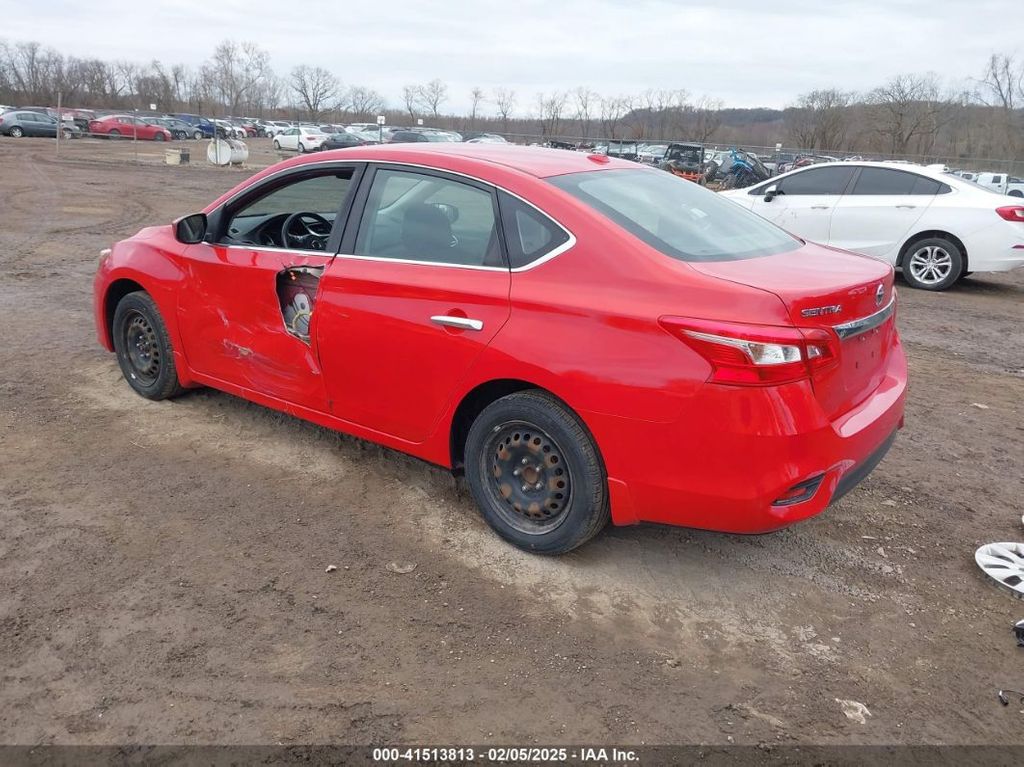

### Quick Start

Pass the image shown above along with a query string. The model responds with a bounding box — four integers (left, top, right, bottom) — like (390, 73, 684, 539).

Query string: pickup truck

(974, 172, 1024, 197)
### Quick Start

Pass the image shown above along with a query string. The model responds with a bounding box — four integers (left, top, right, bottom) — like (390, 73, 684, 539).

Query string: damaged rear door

(176, 163, 364, 411)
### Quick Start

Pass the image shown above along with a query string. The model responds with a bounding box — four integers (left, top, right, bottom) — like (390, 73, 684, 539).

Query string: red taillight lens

(659, 317, 840, 386)
(996, 206, 1024, 222)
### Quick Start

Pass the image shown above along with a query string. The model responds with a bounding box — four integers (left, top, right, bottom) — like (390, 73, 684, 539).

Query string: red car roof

(302, 143, 637, 179)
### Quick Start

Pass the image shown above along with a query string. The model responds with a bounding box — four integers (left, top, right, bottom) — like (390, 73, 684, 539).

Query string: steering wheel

(281, 212, 331, 251)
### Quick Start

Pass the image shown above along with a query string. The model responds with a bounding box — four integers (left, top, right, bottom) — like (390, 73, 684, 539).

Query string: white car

(973, 172, 1024, 198)
(272, 126, 327, 153)
(721, 161, 1024, 290)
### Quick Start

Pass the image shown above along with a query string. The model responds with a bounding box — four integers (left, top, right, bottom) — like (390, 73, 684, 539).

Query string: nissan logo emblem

(875, 283, 885, 306)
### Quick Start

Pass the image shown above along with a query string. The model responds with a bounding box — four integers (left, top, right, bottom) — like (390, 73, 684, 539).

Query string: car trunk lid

(689, 246, 896, 419)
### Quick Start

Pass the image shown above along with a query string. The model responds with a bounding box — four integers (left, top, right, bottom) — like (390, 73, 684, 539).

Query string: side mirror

(175, 213, 208, 244)
(763, 185, 779, 202)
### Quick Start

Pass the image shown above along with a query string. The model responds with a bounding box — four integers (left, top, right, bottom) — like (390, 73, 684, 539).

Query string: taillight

(996, 206, 1024, 222)
(659, 317, 840, 386)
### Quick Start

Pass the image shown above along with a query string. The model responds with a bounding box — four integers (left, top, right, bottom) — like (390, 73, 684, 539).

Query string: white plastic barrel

(207, 138, 249, 166)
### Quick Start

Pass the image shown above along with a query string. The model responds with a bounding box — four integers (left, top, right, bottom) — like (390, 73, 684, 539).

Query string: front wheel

(154, 132, 165, 142)
(273, 139, 281, 150)
(902, 237, 963, 290)
(193, 130, 203, 140)
(112, 291, 183, 400)
(298, 142, 306, 153)
(464, 391, 609, 554)
(61, 128, 73, 140)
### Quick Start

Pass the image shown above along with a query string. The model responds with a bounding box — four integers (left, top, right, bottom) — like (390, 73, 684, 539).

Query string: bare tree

(206, 39, 272, 115)
(417, 78, 448, 119)
(402, 84, 420, 120)
(980, 53, 1021, 110)
(346, 86, 386, 119)
(468, 86, 486, 128)
(690, 95, 723, 143)
(290, 65, 340, 120)
(785, 88, 852, 150)
(536, 91, 567, 136)
(868, 73, 949, 155)
(599, 95, 631, 139)
(573, 87, 597, 138)
(493, 87, 516, 133)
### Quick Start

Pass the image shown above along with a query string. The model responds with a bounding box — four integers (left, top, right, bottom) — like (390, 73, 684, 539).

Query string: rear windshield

(549, 168, 798, 262)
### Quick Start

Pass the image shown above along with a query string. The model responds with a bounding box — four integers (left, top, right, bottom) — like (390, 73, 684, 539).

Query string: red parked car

(88, 114, 172, 142)
(93, 145, 906, 554)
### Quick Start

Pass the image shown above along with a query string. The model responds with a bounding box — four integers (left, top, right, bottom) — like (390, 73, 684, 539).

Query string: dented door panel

(176, 243, 332, 411)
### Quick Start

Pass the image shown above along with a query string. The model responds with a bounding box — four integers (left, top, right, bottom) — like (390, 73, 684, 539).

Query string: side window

(354, 169, 501, 267)
(223, 171, 353, 251)
(991, 175, 1003, 184)
(850, 168, 917, 195)
(778, 166, 855, 195)
(909, 176, 942, 195)
(498, 191, 570, 268)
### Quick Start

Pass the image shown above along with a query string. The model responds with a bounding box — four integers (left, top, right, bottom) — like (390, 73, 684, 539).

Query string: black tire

(61, 128, 73, 140)
(298, 142, 306, 154)
(464, 390, 609, 554)
(1009, 190, 1023, 198)
(901, 236, 964, 291)
(273, 139, 281, 150)
(109, 129, 121, 139)
(112, 291, 183, 400)
(193, 130, 203, 140)
(9, 126, 23, 138)
(154, 131, 165, 142)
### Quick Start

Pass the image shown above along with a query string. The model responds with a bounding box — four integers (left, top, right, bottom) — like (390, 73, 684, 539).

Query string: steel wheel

(123, 311, 162, 386)
(907, 245, 953, 286)
(483, 420, 572, 535)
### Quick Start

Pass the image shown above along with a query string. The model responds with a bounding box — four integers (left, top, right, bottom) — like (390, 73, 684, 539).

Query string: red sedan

(88, 114, 172, 142)
(93, 144, 906, 554)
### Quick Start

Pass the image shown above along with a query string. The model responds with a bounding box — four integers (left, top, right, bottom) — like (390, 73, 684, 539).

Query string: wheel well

(898, 231, 969, 271)
(104, 279, 146, 341)
(449, 379, 548, 473)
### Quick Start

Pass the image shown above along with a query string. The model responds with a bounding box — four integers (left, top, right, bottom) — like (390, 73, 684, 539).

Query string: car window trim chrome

(832, 296, 896, 340)
(333, 252, 508, 272)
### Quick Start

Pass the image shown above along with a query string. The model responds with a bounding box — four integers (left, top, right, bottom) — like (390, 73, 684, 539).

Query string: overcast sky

(2, 0, 1019, 111)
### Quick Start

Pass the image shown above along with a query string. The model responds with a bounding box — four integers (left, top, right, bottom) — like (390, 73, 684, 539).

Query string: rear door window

(850, 168, 918, 195)
(354, 169, 502, 267)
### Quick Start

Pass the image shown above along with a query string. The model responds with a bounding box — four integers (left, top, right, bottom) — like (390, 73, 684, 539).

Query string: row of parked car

(0, 104, 514, 149)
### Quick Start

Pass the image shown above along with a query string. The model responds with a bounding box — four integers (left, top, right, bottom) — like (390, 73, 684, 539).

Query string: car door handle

(895, 204, 917, 209)
(810, 205, 831, 210)
(430, 315, 484, 332)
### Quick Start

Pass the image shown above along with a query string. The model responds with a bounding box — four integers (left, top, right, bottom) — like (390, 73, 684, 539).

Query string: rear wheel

(109, 129, 121, 139)
(61, 128, 73, 140)
(154, 131, 165, 142)
(1010, 190, 1023, 198)
(9, 126, 23, 138)
(902, 236, 963, 291)
(464, 391, 609, 554)
(193, 130, 203, 140)
(112, 291, 183, 400)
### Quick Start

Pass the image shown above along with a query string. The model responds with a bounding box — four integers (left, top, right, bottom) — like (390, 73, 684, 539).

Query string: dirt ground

(1, 136, 1023, 748)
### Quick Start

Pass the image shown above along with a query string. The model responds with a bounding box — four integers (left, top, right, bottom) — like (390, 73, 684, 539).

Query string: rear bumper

(591, 335, 908, 533)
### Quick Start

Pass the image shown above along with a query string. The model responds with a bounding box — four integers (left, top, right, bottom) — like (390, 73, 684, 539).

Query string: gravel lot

(1, 136, 1023, 747)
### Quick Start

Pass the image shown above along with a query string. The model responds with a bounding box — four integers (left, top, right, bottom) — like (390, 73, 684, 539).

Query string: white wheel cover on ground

(975, 543, 1024, 599)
